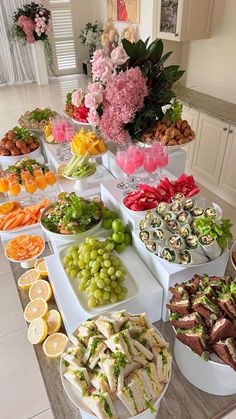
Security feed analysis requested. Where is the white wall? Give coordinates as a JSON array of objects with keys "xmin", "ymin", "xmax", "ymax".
[
  {"xmin": 91, "ymin": 0, "xmax": 183, "ymax": 65},
  {"xmin": 182, "ymin": 0, "xmax": 236, "ymax": 104}
]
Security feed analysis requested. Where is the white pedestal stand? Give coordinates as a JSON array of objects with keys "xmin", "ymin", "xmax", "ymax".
[{"xmin": 31, "ymin": 40, "xmax": 48, "ymax": 85}]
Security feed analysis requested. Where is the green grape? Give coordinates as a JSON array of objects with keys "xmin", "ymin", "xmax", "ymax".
[
  {"xmin": 97, "ymin": 255, "xmax": 103, "ymax": 263},
  {"xmin": 110, "ymin": 274, "xmax": 116, "ymax": 281},
  {"xmin": 115, "ymin": 270, "xmax": 123, "ymax": 278},
  {"xmin": 88, "ymin": 297, "xmax": 96, "ymax": 308},
  {"xmin": 121, "ymin": 286, "xmax": 128, "ymax": 294},
  {"xmin": 111, "ymin": 281, "xmax": 117, "ymax": 289},
  {"xmin": 103, "ymin": 291, "xmax": 110, "ymax": 301},
  {"xmin": 92, "ymin": 261, "xmax": 100, "ymax": 271},
  {"xmin": 91, "ymin": 250, "xmax": 98, "ymax": 260},
  {"xmin": 100, "ymin": 271, "xmax": 107, "ymax": 279},
  {"xmin": 94, "ymin": 289, "xmax": 102, "ymax": 299},
  {"xmin": 68, "ymin": 260, "xmax": 75, "ymax": 267},
  {"xmin": 107, "ymin": 266, "xmax": 115, "ymax": 275},
  {"xmin": 104, "ymin": 260, "xmax": 111, "ymax": 268},
  {"xmin": 106, "ymin": 241, "xmax": 115, "ymax": 251},
  {"xmin": 78, "ymin": 260, "xmax": 85, "ymax": 269},
  {"xmin": 104, "ymin": 286, "xmax": 111, "ymax": 292},
  {"xmin": 84, "ymin": 252, "xmax": 91, "ymax": 263},
  {"xmin": 102, "ymin": 252, "xmax": 110, "ymax": 260},
  {"xmin": 111, "ymin": 256, "xmax": 120, "ymax": 267},
  {"xmin": 104, "ymin": 277, "xmax": 111, "ymax": 285},
  {"xmin": 110, "ymin": 293, "xmax": 118, "ymax": 303},
  {"xmin": 82, "ymin": 269, "xmax": 90, "ymax": 278},
  {"xmin": 88, "ymin": 237, "xmax": 98, "ymax": 247},
  {"xmin": 90, "ymin": 283, "xmax": 98, "ymax": 292},
  {"xmin": 117, "ymin": 292, "xmax": 126, "ymax": 301},
  {"xmin": 79, "ymin": 281, "xmax": 87, "ymax": 291},
  {"xmin": 66, "ymin": 267, "xmax": 71, "ymax": 274},
  {"xmin": 115, "ymin": 285, "xmax": 121, "ymax": 294},
  {"xmin": 89, "ymin": 261, "xmax": 94, "ymax": 268},
  {"xmin": 97, "ymin": 279, "xmax": 105, "ymax": 289},
  {"xmin": 98, "ymin": 248, "xmax": 104, "ymax": 255},
  {"xmin": 70, "ymin": 269, "xmax": 78, "ymax": 278},
  {"xmin": 63, "ymin": 256, "xmax": 70, "ymax": 266}
]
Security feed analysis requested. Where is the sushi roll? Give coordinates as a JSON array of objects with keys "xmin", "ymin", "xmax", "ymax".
[
  {"xmin": 179, "ymin": 249, "xmax": 208, "ymax": 265},
  {"xmin": 166, "ymin": 219, "xmax": 179, "ymax": 233},
  {"xmin": 160, "ymin": 247, "xmax": 179, "ymax": 263},
  {"xmin": 162, "ymin": 211, "xmax": 175, "ymax": 222},
  {"xmin": 145, "ymin": 240, "xmax": 160, "ymax": 255},
  {"xmin": 150, "ymin": 217, "xmax": 163, "ymax": 229},
  {"xmin": 204, "ymin": 207, "xmax": 217, "ymax": 219},
  {"xmin": 199, "ymin": 235, "xmax": 222, "ymax": 260},
  {"xmin": 178, "ymin": 224, "xmax": 191, "ymax": 239},
  {"xmin": 170, "ymin": 201, "xmax": 183, "ymax": 215},
  {"xmin": 177, "ymin": 211, "xmax": 193, "ymax": 225},
  {"xmin": 172, "ymin": 192, "xmax": 186, "ymax": 204},
  {"xmin": 156, "ymin": 202, "xmax": 169, "ymax": 216},
  {"xmin": 153, "ymin": 228, "xmax": 171, "ymax": 243},
  {"xmin": 184, "ymin": 199, "xmax": 196, "ymax": 212},
  {"xmin": 139, "ymin": 219, "xmax": 151, "ymax": 230},
  {"xmin": 185, "ymin": 235, "xmax": 206, "ymax": 256},
  {"xmin": 190, "ymin": 207, "xmax": 204, "ymax": 219},
  {"xmin": 145, "ymin": 210, "xmax": 154, "ymax": 221},
  {"xmin": 139, "ymin": 230, "xmax": 151, "ymax": 243},
  {"xmin": 168, "ymin": 234, "xmax": 186, "ymax": 251},
  {"xmin": 190, "ymin": 220, "xmax": 200, "ymax": 237}
]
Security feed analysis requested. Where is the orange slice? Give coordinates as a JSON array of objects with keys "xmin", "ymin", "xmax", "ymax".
[{"xmin": 0, "ymin": 202, "xmax": 15, "ymax": 215}]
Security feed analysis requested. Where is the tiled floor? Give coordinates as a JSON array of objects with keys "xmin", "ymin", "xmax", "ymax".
[{"xmin": 0, "ymin": 76, "xmax": 236, "ymax": 419}]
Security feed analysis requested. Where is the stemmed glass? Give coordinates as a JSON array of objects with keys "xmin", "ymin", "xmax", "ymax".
[
  {"xmin": 157, "ymin": 152, "xmax": 169, "ymax": 180},
  {"xmin": 143, "ymin": 148, "xmax": 158, "ymax": 183},
  {"xmin": 115, "ymin": 145, "xmax": 127, "ymax": 189},
  {"xmin": 122, "ymin": 154, "xmax": 137, "ymax": 195},
  {"xmin": 52, "ymin": 117, "xmax": 74, "ymax": 161},
  {"xmin": 0, "ymin": 173, "xmax": 9, "ymax": 200}
]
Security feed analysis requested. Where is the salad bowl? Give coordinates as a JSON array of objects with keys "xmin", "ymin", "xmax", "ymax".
[{"xmin": 40, "ymin": 194, "xmax": 103, "ymax": 242}]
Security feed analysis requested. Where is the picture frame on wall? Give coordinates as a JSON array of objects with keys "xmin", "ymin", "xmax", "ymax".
[{"xmin": 107, "ymin": 0, "xmax": 140, "ymax": 23}]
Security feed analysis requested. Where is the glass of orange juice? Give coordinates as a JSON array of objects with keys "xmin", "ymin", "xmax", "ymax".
[
  {"xmin": 33, "ymin": 168, "xmax": 43, "ymax": 178},
  {"xmin": 25, "ymin": 178, "xmax": 37, "ymax": 194},
  {"xmin": 35, "ymin": 175, "xmax": 47, "ymax": 190},
  {"xmin": 21, "ymin": 170, "xmax": 31, "ymax": 184},
  {"xmin": 45, "ymin": 170, "xmax": 56, "ymax": 185},
  {"xmin": 0, "ymin": 175, "xmax": 9, "ymax": 194},
  {"xmin": 8, "ymin": 180, "xmax": 21, "ymax": 196}
]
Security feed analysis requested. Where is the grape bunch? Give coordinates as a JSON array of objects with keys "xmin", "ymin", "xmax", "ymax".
[{"xmin": 63, "ymin": 236, "xmax": 128, "ymax": 309}]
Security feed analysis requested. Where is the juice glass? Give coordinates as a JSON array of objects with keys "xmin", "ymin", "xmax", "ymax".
[
  {"xmin": 0, "ymin": 176, "xmax": 9, "ymax": 193},
  {"xmin": 122, "ymin": 154, "xmax": 137, "ymax": 194},
  {"xmin": 45, "ymin": 170, "xmax": 56, "ymax": 185},
  {"xmin": 21, "ymin": 170, "xmax": 32, "ymax": 184},
  {"xmin": 36, "ymin": 175, "xmax": 47, "ymax": 190},
  {"xmin": 157, "ymin": 152, "xmax": 169, "ymax": 180},
  {"xmin": 25, "ymin": 178, "xmax": 37, "ymax": 194},
  {"xmin": 144, "ymin": 149, "xmax": 158, "ymax": 184},
  {"xmin": 115, "ymin": 145, "xmax": 127, "ymax": 189},
  {"xmin": 9, "ymin": 180, "xmax": 21, "ymax": 196},
  {"xmin": 33, "ymin": 168, "xmax": 43, "ymax": 178}
]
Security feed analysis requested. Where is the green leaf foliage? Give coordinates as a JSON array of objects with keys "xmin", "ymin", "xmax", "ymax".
[
  {"xmin": 121, "ymin": 37, "xmax": 185, "ymax": 141},
  {"xmin": 194, "ymin": 216, "xmax": 233, "ymax": 250}
]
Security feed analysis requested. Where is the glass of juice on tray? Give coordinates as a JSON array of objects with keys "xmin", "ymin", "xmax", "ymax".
[
  {"xmin": 45, "ymin": 170, "xmax": 56, "ymax": 185},
  {"xmin": 35, "ymin": 175, "xmax": 47, "ymax": 190},
  {"xmin": 8, "ymin": 179, "xmax": 21, "ymax": 196},
  {"xmin": 0, "ymin": 174, "xmax": 9, "ymax": 194},
  {"xmin": 25, "ymin": 178, "xmax": 37, "ymax": 194}
]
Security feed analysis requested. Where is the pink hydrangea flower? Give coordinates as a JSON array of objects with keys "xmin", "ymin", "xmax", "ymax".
[
  {"xmin": 17, "ymin": 16, "xmax": 36, "ymax": 43},
  {"xmin": 92, "ymin": 58, "xmax": 114, "ymax": 83},
  {"xmin": 91, "ymin": 49, "xmax": 106, "ymax": 63},
  {"xmin": 111, "ymin": 46, "xmax": 129, "ymax": 66},
  {"xmin": 99, "ymin": 67, "xmax": 148, "ymax": 143},
  {"xmin": 87, "ymin": 110, "xmax": 101, "ymax": 126},
  {"xmin": 71, "ymin": 88, "xmax": 84, "ymax": 108}
]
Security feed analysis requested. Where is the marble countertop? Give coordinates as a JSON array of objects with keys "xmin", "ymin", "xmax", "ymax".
[
  {"xmin": 175, "ymin": 85, "xmax": 236, "ymax": 126},
  {"xmin": 10, "ymin": 246, "xmax": 236, "ymax": 419}
]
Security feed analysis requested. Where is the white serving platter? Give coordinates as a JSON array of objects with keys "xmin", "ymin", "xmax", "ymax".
[
  {"xmin": 60, "ymin": 312, "xmax": 171, "ymax": 419},
  {"xmin": 59, "ymin": 241, "xmax": 138, "ymax": 314}
]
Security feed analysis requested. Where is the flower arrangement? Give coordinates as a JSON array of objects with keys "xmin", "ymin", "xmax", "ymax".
[
  {"xmin": 79, "ymin": 21, "xmax": 102, "ymax": 58},
  {"xmin": 13, "ymin": 2, "xmax": 51, "ymax": 44},
  {"xmin": 65, "ymin": 89, "xmax": 89, "ymax": 123},
  {"xmin": 122, "ymin": 26, "xmax": 137, "ymax": 43},
  {"xmin": 85, "ymin": 38, "xmax": 184, "ymax": 143},
  {"xmin": 101, "ymin": 22, "xmax": 119, "ymax": 53}
]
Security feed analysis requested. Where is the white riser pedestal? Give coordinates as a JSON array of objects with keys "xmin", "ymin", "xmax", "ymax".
[{"xmin": 31, "ymin": 40, "xmax": 48, "ymax": 85}]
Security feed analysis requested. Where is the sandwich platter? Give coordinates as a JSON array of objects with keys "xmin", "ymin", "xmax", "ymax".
[{"xmin": 60, "ymin": 311, "xmax": 172, "ymax": 419}]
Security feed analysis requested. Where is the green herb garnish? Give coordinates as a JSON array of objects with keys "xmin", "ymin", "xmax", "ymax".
[
  {"xmin": 194, "ymin": 216, "xmax": 233, "ymax": 250},
  {"xmin": 145, "ymin": 400, "xmax": 157, "ymax": 413}
]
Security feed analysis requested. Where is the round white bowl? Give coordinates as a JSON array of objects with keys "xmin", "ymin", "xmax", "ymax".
[
  {"xmin": 5, "ymin": 239, "xmax": 45, "ymax": 269},
  {"xmin": 174, "ymin": 338, "xmax": 236, "ymax": 395},
  {"xmin": 40, "ymin": 203, "xmax": 103, "ymax": 242},
  {"xmin": 0, "ymin": 144, "xmax": 41, "ymax": 166},
  {"xmin": 60, "ymin": 311, "xmax": 171, "ymax": 419}
]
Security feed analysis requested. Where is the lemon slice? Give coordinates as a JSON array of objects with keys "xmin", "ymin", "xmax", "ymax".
[
  {"xmin": 34, "ymin": 257, "xmax": 44, "ymax": 269},
  {"xmin": 43, "ymin": 333, "xmax": 68, "ymax": 358},
  {"xmin": 28, "ymin": 318, "xmax": 48, "ymax": 344},
  {"xmin": 44, "ymin": 309, "xmax": 62, "ymax": 334},
  {"xmin": 24, "ymin": 298, "xmax": 48, "ymax": 323},
  {"xmin": 57, "ymin": 164, "xmax": 67, "ymax": 178},
  {"xmin": 18, "ymin": 269, "xmax": 40, "ymax": 290},
  {"xmin": 36, "ymin": 261, "xmax": 48, "ymax": 278},
  {"xmin": 29, "ymin": 280, "xmax": 52, "ymax": 302}
]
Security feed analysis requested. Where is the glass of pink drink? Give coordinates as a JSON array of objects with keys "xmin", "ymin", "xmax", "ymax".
[
  {"xmin": 157, "ymin": 152, "xmax": 169, "ymax": 180},
  {"xmin": 143, "ymin": 148, "xmax": 158, "ymax": 184},
  {"xmin": 115, "ymin": 145, "xmax": 127, "ymax": 189},
  {"xmin": 122, "ymin": 154, "xmax": 137, "ymax": 194}
]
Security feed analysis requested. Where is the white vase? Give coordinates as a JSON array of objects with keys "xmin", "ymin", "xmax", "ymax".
[{"xmin": 31, "ymin": 40, "xmax": 49, "ymax": 85}]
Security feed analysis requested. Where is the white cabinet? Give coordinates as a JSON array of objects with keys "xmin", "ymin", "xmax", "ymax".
[
  {"xmin": 219, "ymin": 127, "xmax": 236, "ymax": 199},
  {"xmin": 193, "ymin": 113, "xmax": 228, "ymax": 185},
  {"xmin": 156, "ymin": 0, "xmax": 214, "ymax": 42},
  {"xmin": 181, "ymin": 105, "xmax": 199, "ymax": 168}
]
